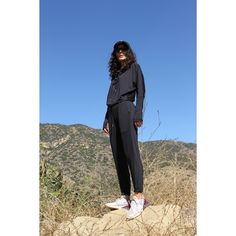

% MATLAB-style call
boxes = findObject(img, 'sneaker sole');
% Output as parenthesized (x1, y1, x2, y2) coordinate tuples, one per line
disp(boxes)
(105, 203, 129, 210)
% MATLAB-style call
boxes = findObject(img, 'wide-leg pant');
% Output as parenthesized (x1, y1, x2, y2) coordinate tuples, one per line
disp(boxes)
(108, 101, 143, 196)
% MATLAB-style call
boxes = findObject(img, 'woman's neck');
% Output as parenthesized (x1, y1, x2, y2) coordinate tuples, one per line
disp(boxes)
(119, 60, 126, 67)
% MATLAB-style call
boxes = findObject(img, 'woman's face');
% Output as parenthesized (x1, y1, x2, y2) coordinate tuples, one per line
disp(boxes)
(115, 45, 128, 62)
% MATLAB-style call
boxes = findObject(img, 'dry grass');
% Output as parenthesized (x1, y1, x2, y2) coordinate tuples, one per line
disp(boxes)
(40, 148, 196, 235)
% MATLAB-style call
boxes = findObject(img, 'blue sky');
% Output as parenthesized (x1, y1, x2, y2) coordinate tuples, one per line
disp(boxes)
(40, 0, 196, 143)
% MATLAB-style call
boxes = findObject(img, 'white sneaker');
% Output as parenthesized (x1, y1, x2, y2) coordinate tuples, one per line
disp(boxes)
(127, 196, 144, 219)
(105, 196, 130, 209)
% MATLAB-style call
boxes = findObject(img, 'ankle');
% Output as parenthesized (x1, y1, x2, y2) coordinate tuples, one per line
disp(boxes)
(122, 195, 130, 200)
(133, 192, 144, 199)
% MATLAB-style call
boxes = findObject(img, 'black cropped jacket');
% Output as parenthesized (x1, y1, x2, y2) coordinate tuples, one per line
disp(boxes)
(103, 63, 145, 129)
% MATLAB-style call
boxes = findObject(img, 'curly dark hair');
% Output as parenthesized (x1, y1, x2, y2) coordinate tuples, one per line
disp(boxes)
(108, 41, 137, 79)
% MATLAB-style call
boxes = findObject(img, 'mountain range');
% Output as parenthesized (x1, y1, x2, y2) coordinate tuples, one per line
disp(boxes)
(40, 123, 196, 184)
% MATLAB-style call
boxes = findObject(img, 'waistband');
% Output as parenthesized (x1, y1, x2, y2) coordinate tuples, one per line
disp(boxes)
(108, 94, 134, 108)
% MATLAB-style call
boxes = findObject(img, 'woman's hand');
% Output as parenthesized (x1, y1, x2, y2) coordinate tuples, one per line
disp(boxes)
(103, 122, 109, 134)
(134, 120, 143, 128)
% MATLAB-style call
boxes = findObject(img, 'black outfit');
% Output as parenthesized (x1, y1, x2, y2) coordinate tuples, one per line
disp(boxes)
(103, 63, 145, 196)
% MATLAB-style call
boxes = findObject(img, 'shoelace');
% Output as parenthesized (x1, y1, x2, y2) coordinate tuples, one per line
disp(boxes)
(130, 198, 145, 209)
(130, 199, 138, 209)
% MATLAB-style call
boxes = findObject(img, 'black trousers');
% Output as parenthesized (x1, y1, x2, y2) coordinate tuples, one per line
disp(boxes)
(108, 101, 143, 196)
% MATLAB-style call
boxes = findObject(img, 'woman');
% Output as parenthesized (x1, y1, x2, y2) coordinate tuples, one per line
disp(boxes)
(103, 40, 146, 219)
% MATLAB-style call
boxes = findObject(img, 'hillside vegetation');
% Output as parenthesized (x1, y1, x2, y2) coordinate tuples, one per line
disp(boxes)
(40, 124, 196, 235)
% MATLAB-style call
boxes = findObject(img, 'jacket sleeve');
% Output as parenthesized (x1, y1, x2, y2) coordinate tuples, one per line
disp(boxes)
(134, 64, 145, 121)
(102, 107, 109, 129)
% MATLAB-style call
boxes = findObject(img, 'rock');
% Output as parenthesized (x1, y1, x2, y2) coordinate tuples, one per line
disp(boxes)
(53, 204, 195, 236)
(94, 204, 181, 236)
(53, 217, 99, 236)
